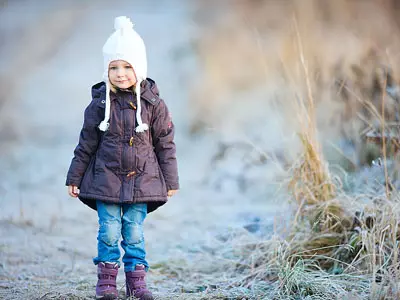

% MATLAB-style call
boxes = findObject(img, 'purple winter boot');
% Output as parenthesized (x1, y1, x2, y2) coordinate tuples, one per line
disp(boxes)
(125, 264, 154, 300)
(96, 262, 119, 300)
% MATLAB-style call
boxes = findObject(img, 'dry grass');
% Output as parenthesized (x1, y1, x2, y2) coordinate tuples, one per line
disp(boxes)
(237, 9, 400, 298)
(185, 1, 400, 298)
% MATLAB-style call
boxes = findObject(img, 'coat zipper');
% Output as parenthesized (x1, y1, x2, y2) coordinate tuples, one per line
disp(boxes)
(121, 106, 128, 172)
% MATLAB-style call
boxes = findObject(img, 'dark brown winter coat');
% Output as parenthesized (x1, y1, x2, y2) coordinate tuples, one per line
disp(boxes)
(66, 78, 179, 213)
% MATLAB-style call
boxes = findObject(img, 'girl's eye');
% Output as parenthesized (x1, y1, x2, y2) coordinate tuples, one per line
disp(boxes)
(109, 66, 117, 70)
(124, 65, 132, 69)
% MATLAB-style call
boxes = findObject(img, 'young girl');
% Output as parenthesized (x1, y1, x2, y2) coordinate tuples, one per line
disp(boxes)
(66, 16, 179, 300)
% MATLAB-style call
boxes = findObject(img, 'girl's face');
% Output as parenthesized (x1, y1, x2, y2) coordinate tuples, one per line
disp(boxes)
(108, 60, 137, 89)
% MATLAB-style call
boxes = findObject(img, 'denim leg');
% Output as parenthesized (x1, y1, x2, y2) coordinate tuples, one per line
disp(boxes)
(121, 203, 148, 272)
(93, 201, 122, 266)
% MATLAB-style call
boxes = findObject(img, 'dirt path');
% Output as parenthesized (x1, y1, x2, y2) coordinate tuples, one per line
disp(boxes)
(0, 1, 287, 299)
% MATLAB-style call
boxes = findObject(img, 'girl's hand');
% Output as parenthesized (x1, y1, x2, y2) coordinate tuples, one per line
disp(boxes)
(68, 185, 80, 198)
(167, 189, 178, 197)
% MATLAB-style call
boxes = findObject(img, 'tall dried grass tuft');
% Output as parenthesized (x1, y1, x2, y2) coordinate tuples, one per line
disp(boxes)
(277, 18, 400, 298)
(234, 10, 400, 298)
(289, 133, 336, 207)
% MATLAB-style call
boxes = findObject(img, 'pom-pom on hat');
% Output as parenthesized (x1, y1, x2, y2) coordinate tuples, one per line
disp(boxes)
(98, 16, 148, 133)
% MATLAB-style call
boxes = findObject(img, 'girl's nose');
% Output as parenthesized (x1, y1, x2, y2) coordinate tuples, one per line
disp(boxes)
(116, 68, 125, 77)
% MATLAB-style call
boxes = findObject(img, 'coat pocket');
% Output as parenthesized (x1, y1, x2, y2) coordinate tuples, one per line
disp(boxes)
(136, 153, 159, 178)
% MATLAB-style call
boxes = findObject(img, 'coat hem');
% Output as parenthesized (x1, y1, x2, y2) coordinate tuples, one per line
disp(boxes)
(78, 192, 167, 213)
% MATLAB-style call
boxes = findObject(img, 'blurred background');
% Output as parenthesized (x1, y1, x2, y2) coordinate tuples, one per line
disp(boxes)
(1, 0, 400, 298)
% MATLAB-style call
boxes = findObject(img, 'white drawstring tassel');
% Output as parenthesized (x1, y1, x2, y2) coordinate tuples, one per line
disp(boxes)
(98, 81, 111, 131)
(135, 81, 149, 133)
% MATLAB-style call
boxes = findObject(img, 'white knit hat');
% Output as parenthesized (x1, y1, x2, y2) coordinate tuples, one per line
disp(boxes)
(98, 16, 148, 133)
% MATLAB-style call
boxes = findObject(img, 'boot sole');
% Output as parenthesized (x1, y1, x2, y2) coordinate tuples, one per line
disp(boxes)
(95, 294, 117, 300)
(127, 294, 153, 300)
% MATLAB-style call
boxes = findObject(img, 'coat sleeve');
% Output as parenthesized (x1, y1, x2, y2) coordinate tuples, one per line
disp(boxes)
(66, 100, 102, 187)
(151, 99, 179, 191)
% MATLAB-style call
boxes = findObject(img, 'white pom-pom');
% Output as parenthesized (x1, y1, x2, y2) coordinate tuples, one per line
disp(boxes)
(114, 16, 133, 31)
(98, 121, 109, 132)
(135, 123, 149, 133)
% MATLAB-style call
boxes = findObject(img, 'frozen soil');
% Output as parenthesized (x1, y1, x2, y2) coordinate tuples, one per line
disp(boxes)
(0, 1, 288, 299)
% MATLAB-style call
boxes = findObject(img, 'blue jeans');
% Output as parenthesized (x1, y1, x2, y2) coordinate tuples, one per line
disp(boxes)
(93, 201, 148, 272)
